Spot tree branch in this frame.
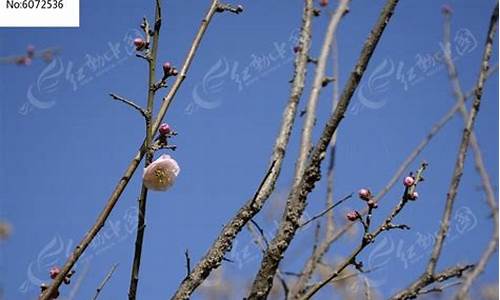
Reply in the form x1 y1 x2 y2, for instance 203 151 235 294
390 265 474 300
109 93 147 118
290 38 342 296
247 1 399 298
389 4 498 299
426 0 498 277
128 1 162 298
170 2 314 299
449 3 499 298
93 264 119 300
298 193 352 228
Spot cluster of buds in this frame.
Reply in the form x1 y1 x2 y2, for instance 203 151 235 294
346 188 378 223
133 37 148 51
40 267 76 299
162 62 178 78
403 176 419 200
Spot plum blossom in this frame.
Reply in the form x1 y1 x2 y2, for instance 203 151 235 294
143 154 180 191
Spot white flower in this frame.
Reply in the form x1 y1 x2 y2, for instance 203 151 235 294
143 154 180 191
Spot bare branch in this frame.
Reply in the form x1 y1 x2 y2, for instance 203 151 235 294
292 0 350 190
440 4 500 299
248 0 399 298
184 250 191 278
109 93 147 118
128 0 163 297
291 37 342 296
298 193 353 228
93 264 119 300
426 0 498 277
170 2 314 299
215 3 243 14
390 265 474 300
363 277 372 300
419 280 462 296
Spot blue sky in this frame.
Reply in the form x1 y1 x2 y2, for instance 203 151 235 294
0 0 498 299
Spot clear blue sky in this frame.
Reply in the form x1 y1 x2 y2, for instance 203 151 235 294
1 0 498 299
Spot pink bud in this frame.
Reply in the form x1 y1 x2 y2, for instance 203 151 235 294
358 188 371 201
158 123 171 135
320 0 329 7
133 38 146 50
49 266 61 279
236 5 243 13
171 68 178 76
16 56 32 66
346 211 359 222
409 191 419 200
441 4 453 14
403 176 415 187
26 45 35 57
162 62 172 75
143 154 180 191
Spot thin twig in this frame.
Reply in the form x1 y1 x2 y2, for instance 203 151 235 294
419 280 462 296
363 277 372 300
292 0 350 189
109 93 147 118
39 2 229 299
298 193 353 228
248 1 399 298
184 250 191 277
390 265 474 299
247 221 289 299
93 264 119 300
128 1 162 298
170 2 314 299
128 0 161 300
